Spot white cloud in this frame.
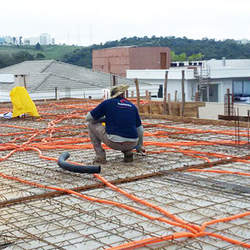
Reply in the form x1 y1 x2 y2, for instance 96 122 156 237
0 0 249 45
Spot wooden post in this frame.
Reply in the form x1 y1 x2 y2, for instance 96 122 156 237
195 92 199 101
112 75 116 86
227 88 230 116
55 87 58 100
163 71 168 114
23 75 27 89
248 110 250 145
148 91 152 114
195 92 200 118
131 91 134 98
168 93 172 115
181 70 185 116
175 90 178 102
135 78 140 111
125 90 128 98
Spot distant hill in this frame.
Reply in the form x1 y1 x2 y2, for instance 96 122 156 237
61 36 250 68
1 36 250 69
0 44 81 68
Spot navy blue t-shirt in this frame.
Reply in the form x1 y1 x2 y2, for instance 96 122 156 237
90 97 142 138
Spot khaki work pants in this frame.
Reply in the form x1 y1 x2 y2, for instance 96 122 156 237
88 122 137 159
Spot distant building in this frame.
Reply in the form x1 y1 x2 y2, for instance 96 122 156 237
0 34 55 46
0 37 4 45
238 39 250 45
40 33 54 45
127 59 250 103
0 36 13 45
92 46 171 77
24 37 40 45
5 36 15 44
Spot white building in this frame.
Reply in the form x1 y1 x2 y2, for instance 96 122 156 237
238 39 250 45
3 36 13 44
24 34 55 45
40 33 53 45
127 59 250 103
24 37 40 45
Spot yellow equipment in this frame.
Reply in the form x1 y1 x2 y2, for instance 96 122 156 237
10 87 40 118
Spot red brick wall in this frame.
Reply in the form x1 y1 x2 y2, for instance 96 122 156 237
129 47 171 70
92 46 171 77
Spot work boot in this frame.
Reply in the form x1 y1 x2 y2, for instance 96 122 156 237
123 151 133 162
93 156 107 164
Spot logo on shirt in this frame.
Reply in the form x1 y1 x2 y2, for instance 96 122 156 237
118 102 132 107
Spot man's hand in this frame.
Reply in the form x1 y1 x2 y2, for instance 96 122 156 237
136 146 146 155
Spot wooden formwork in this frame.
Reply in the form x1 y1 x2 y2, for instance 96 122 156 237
138 100 205 118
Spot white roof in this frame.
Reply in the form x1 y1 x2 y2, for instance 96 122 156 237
207 59 250 68
0 74 14 83
0 60 150 91
127 59 250 80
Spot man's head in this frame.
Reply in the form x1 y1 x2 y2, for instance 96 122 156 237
110 84 129 98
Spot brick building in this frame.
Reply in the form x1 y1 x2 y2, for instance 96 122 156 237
92 46 171 77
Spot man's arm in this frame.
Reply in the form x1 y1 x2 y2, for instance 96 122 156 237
85 112 94 122
86 112 106 123
135 125 145 153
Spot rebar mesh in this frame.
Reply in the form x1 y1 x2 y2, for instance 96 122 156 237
0 99 249 249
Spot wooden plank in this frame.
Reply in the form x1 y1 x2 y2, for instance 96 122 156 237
135 78 140 110
163 71 168 114
181 70 185 116
218 115 250 122
168 93 172 115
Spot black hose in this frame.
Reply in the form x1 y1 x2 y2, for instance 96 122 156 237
58 152 101 174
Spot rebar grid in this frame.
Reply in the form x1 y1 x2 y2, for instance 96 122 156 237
0 100 249 249
0 177 249 249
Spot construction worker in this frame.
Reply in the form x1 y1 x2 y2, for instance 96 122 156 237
86 84 144 164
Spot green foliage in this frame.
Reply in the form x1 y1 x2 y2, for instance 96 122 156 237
0 50 34 67
62 36 250 68
12 51 34 63
40 45 79 59
177 52 187 61
0 44 81 68
62 47 92 68
0 53 14 68
172 51 203 62
35 42 41 50
36 53 45 59
170 51 178 61
171 51 186 61
188 53 204 61
0 36 250 69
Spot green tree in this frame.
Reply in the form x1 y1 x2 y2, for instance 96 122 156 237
0 53 14 68
178 52 187 61
35 42 41 50
12 51 34 64
36 53 45 59
171 51 187 61
188 53 204 61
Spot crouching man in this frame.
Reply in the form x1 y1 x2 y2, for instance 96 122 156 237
86 84 145 164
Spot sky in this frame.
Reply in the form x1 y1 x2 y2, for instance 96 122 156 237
1 0 250 46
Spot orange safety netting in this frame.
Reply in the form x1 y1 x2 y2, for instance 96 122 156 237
0 99 249 249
